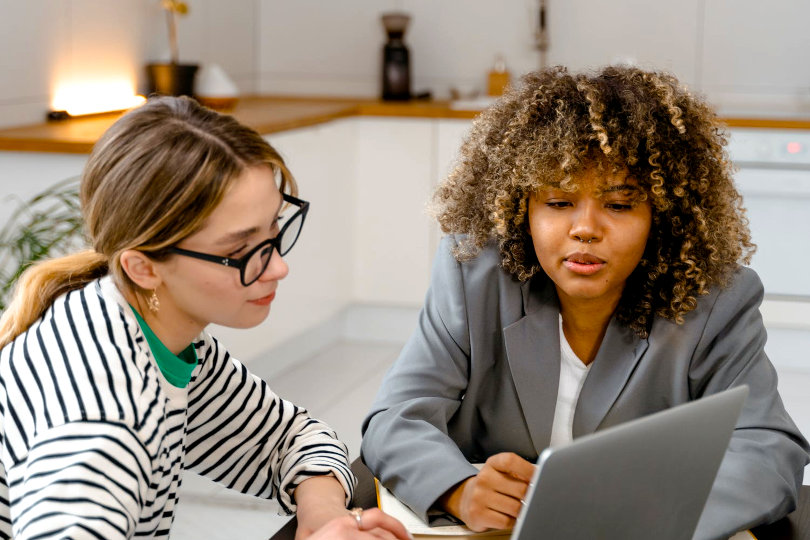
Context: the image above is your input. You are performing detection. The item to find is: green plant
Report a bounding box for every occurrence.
[0,177,86,311]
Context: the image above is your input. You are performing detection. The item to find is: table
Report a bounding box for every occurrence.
[270,460,810,539]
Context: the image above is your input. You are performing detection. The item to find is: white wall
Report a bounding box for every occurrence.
[0,1,66,127]
[147,0,261,94]
[0,152,87,226]
[256,0,810,113]
[2,0,808,130]
[0,1,148,128]
[701,0,810,114]
[0,0,259,129]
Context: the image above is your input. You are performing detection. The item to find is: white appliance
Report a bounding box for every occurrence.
[728,128,810,472]
[729,128,810,365]
[730,129,810,296]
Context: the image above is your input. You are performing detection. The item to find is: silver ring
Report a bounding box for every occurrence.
[350,507,363,529]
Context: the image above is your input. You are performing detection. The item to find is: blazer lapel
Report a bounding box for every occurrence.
[503,278,561,454]
[572,318,648,436]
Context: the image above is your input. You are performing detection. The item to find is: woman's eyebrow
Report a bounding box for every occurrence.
[601,184,641,193]
[216,227,259,245]
[215,198,285,245]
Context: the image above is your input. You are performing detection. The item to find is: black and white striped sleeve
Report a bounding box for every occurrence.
[185,336,355,513]
[7,421,151,539]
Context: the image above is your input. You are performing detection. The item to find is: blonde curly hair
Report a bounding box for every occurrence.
[433,65,754,337]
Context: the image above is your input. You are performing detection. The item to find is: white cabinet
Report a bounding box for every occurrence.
[351,117,474,306]
[432,118,474,251]
[352,117,436,305]
[436,119,473,180]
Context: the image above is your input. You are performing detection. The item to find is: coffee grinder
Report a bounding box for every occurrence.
[381,12,411,101]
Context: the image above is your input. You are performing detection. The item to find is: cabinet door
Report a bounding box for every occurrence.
[436,119,474,183]
[433,119,474,253]
[352,117,435,306]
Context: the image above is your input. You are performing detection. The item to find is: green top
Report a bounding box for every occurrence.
[129,306,198,388]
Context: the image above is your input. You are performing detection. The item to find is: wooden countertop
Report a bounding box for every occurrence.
[1,95,809,154]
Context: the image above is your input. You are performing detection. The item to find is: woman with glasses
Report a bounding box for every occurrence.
[0,97,408,540]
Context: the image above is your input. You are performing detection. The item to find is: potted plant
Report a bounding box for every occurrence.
[0,178,85,311]
[145,1,198,97]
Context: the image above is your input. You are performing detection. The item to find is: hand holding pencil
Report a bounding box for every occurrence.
[438,452,536,532]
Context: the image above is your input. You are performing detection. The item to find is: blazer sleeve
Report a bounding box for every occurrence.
[690,268,810,540]
[361,236,480,520]
[185,335,355,514]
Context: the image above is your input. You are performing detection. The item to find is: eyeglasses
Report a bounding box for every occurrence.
[168,193,309,287]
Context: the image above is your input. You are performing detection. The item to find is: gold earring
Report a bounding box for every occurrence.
[147,290,160,313]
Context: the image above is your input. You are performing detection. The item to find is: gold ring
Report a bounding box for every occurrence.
[350,507,363,529]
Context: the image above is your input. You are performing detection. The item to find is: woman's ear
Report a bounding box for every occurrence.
[120,249,162,291]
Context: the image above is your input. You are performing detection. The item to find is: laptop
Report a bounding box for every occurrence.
[511,385,748,540]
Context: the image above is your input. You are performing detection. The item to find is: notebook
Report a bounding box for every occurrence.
[378,385,748,539]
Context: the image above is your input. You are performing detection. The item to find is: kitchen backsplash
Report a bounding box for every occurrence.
[1,0,809,129]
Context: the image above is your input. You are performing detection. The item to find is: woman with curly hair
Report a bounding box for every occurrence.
[361,65,809,539]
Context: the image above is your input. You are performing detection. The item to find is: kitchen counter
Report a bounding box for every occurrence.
[1,95,809,154]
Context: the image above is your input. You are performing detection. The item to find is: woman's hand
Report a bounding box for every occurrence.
[438,452,535,532]
[305,508,412,540]
[294,476,411,540]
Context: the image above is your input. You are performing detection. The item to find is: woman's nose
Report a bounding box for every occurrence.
[259,248,289,282]
[570,201,601,244]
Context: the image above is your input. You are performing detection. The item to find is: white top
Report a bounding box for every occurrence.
[549,316,592,447]
[0,276,354,539]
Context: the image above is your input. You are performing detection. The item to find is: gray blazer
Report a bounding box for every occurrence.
[361,236,809,540]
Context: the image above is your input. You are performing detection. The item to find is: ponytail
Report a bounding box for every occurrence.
[0,250,108,348]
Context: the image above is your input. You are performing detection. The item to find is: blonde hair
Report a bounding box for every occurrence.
[433,65,754,337]
[0,96,296,348]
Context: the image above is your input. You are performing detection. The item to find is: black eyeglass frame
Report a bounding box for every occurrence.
[168,193,309,287]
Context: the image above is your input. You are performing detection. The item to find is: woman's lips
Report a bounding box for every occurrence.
[563,252,606,275]
[249,292,275,306]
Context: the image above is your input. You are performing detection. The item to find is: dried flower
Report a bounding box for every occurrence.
[161,0,189,64]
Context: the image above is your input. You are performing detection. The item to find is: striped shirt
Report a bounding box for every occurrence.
[0,276,354,539]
